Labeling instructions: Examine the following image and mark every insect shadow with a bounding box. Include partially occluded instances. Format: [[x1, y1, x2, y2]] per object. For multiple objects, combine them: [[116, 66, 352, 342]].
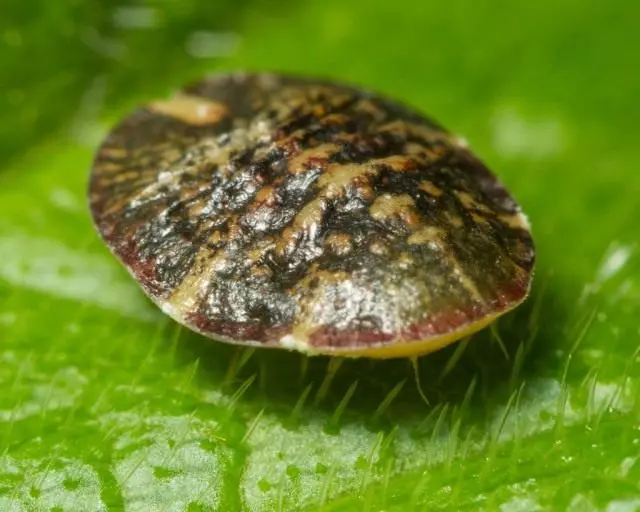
[[174, 266, 566, 433]]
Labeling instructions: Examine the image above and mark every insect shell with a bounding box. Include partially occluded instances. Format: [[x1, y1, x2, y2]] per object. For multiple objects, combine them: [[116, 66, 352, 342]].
[[88, 72, 535, 359]]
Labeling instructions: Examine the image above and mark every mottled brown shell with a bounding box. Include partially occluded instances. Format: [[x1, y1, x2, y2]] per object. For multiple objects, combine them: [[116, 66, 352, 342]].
[[88, 72, 534, 358]]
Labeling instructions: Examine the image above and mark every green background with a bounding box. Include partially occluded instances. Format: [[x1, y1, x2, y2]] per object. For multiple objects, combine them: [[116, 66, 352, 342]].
[[1, 0, 639, 510]]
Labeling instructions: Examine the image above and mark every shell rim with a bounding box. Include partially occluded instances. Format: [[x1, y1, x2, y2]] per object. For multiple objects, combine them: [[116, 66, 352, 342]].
[[86, 70, 536, 359]]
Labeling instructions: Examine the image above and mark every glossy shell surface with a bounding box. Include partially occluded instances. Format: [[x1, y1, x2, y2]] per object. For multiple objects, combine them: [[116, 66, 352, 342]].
[[88, 72, 535, 358]]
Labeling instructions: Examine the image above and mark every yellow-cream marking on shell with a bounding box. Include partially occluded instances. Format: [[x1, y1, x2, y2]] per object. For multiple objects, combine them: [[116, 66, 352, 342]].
[[276, 228, 294, 257], [159, 148, 184, 165], [354, 98, 387, 120], [377, 120, 413, 135], [317, 162, 379, 198], [321, 113, 350, 124], [178, 185, 205, 203], [498, 212, 530, 230], [276, 198, 326, 256], [292, 198, 325, 232], [102, 198, 131, 217], [100, 147, 128, 159], [378, 120, 455, 144], [254, 185, 276, 204], [396, 252, 415, 269], [371, 155, 417, 172], [405, 141, 449, 161], [446, 212, 464, 228], [187, 201, 205, 218], [369, 240, 388, 255], [298, 266, 350, 288], [274, 128, 306, 153], [251, 265, 273, 278], [149, 95, 229, 125], [471, 212, 488, 224], [450, 262, 484, 303], [407, 226, 445, 245], [370, 194, 418, 225], [109, 170, 148, 184], [325, 233, 353, 255], [419, 180, 443, 197], [97, 162, 124, 172], [287, 143, 341, 174], [164, 249, 225, 318], [454, 190, 491, 212], [245, 238, 277, 265], [404, 142, 427, 156], [355, 184, 375, 201], [193, 218, 216, 239], [208, 230, 225, 245], [279, 333, 310, 352]]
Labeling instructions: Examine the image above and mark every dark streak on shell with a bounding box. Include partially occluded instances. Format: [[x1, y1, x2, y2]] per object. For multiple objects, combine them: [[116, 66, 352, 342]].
[[88, 72, 535, 356]]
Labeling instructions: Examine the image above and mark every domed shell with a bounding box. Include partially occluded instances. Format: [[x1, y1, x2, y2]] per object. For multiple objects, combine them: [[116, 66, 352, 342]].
[[88, 72, 535, 358]]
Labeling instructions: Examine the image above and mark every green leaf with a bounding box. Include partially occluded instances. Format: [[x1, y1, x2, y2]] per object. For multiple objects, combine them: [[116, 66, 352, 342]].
[[2, 0, 639, 511]]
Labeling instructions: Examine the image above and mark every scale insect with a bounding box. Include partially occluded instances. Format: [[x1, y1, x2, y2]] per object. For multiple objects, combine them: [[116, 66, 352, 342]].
[[88, 72, 535, 358]]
